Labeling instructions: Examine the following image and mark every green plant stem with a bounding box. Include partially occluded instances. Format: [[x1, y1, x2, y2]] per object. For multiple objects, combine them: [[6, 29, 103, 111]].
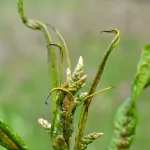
[[17, 0, 58, 146], [74, 30, 120, 150], [48, 25, 72, 71]]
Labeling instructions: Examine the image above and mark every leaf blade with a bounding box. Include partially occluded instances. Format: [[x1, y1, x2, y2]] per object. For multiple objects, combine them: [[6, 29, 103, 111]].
[[0, 119, 30, 150]]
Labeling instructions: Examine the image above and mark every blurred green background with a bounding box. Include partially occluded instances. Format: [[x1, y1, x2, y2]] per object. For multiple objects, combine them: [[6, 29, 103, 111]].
[[0, 0, 150, 150]]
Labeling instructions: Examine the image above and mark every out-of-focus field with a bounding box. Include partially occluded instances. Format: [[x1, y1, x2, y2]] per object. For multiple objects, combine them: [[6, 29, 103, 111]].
[[0, 0, 150, 150]]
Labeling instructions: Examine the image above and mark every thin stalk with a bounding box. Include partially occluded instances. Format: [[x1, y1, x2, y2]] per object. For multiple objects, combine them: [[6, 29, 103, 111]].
[[47, 24, 72, 70], [17, 0, 58, 146], [47, 44, 64, 86], [74, 29, 120, 150]]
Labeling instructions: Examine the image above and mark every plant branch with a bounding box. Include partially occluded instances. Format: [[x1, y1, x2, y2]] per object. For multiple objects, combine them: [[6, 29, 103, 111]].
[[17, 0, 58, 146], [74, 29, 120, 150]]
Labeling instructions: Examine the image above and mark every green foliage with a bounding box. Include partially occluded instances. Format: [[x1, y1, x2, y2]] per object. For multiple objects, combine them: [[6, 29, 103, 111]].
[[109, 44, 150, 150], [0, 119, 29, 150], [74, 30, 120, 150], [17, 1, 120, 150], [0, 0, 150, 150]]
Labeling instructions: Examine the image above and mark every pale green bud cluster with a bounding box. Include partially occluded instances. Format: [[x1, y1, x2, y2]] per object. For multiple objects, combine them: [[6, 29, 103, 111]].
[[81, 132, 103, 150], [64, 56, 87, 92], [38, 118, 51, 134]]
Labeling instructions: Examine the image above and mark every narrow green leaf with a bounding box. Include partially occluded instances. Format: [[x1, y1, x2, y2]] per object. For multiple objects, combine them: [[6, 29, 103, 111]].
[[17, 0, 59, 145], [0, 119, 30, 150], [75, 29, 120, 150]]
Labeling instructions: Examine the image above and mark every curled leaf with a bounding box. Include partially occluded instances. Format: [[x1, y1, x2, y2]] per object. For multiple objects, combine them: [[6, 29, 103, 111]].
[[75, 29, 120, 150]]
